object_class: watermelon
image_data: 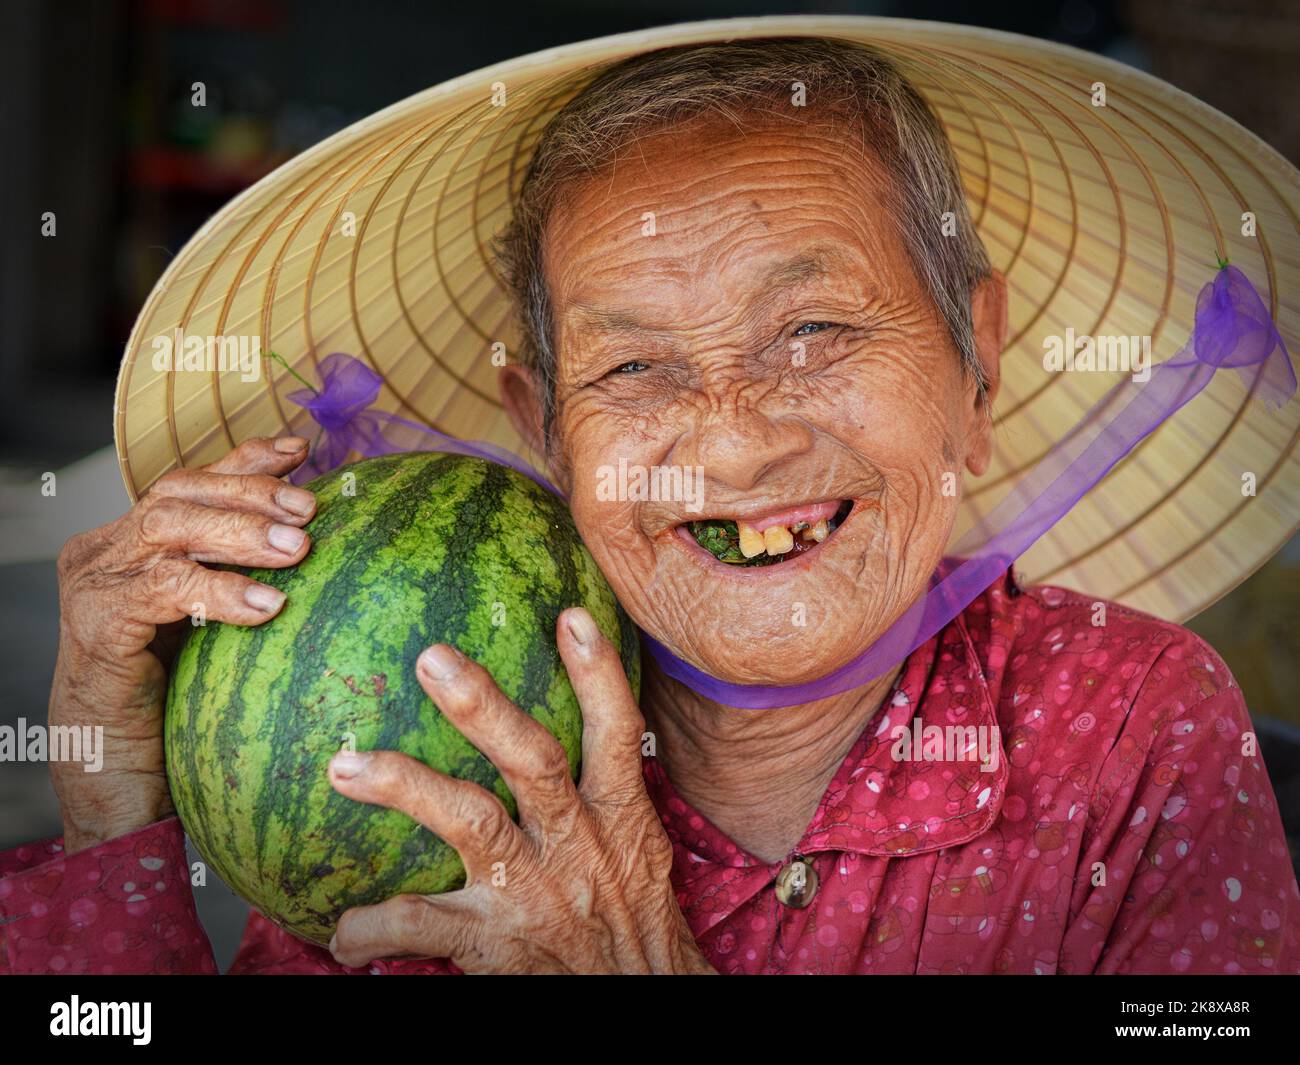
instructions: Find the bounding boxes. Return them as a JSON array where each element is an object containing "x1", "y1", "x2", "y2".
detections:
[{"x1": 164, "y1": 451, "x2": 640, "y2": 946}]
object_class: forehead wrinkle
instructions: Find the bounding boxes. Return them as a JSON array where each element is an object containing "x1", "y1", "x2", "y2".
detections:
[{"x1": 565, "y1": 236, "x2": 865, "y2": 340}]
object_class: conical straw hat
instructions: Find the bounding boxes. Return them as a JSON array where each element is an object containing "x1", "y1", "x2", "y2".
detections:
[{"x1": 115, "y1": 15, "x2": 1300, "y2": 624}]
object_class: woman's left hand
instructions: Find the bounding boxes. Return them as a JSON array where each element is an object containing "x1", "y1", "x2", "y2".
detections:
[{"x1": 325, "y1": 607, "x2": 715, "y2": 974}]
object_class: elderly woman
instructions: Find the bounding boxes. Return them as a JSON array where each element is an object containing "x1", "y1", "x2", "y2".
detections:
[{"x1": 5, "y1": 32, "x2": 1299, "y2": 975}]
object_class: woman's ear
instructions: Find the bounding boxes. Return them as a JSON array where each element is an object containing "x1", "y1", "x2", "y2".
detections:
[
  {"x1": 964, "y1": 269, "x2": 1007, "y2": 477},
  {"x1": 499, "y1": 362, "x2": 548, "y2": 457}
]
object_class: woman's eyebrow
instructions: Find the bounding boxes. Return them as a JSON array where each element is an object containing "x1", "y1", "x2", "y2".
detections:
[
  {"x1": 569, "y1": 246, "x2": 855, "y2": 337},
  {"x1": 760, "y1": 250, "x2": 834, "y2": 290},
  {"x1": 570, "y1": 305, "x2": 651, "y2": 336},
  {"x1": 745, "y1": 246, "x2": 865, "y2": 314}
]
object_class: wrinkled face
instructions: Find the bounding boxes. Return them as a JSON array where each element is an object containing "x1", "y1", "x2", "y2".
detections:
[{"x1": 521, "y1": 113, "x2": 1001, "y2": 687}]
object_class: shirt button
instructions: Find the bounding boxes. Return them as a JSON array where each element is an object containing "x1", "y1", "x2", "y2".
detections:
[{"x1": 774, "y1": 855, "x2": 818, "y2": 909}]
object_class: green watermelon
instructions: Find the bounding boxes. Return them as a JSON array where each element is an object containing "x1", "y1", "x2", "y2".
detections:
[{"x1": 164, "y1": 451, "x2": 640, "y2": 946}]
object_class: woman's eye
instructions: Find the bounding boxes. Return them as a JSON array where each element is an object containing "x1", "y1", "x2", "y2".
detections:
[
  {"x1": 793, "y1": 321, "x2": 837, "y2": 337},
  {"x1": 609, "y1": 360, "x2": 650, "y2": 375}
]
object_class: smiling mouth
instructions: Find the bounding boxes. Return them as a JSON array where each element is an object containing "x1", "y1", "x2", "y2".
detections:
[{"x1": 683, "y1": 500, "x2": 853, "y2": 567}]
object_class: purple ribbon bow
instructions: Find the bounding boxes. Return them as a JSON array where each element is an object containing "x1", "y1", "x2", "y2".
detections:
[
  {"x1": 280, "y1": 262, "x2": 1295, "y2": 709},
  {"x1": 285, "y1": 352, "x2": 559, "y2": 495}
]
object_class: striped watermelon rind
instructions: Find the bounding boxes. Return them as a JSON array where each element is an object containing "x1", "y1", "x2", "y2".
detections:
[{"x1": 164, "y1": 452, "x2": 640, "y2": 945}]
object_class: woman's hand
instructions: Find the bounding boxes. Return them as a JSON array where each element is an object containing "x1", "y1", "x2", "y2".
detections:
[
  {"x1": 327, "y1": 607, "x2": 714, "y2": 975},
  {"x1": 50, "y1": 437, "x2": 316, "y2": 852}
]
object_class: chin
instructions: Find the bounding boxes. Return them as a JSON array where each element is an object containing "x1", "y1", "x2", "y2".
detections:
[
  {"x1": 632, "y1": 500, "x2": 902, "y2": 689},
  {"x1": 676, "y1": 619, "x2": 884, "y2": 688}
]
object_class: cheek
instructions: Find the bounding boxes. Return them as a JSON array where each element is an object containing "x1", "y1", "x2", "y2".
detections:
[
  {"x1": 557, "y1": 411, "x2": 663, "y2": 605},
  {"x1": 557, "y1": 389, "x2": 664, "y2": 461},
  {"x1": 569, "y1": 496, "x2": 646, "y2": 577},
  {"x1": 821, "y1": 350, "x2": 968, "y2": 478}
]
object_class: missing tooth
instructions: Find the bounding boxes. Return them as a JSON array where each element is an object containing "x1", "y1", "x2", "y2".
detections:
[{"x1": 688, "y1": 501, "x2": 851, "y2": 567}]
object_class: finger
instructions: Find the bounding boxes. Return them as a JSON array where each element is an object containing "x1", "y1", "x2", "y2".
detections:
[
  {"x1": 557, "y1": 608, "x2": 647, "y2": 804},
  {"x1": 415, "y1": 644, "x2": 578, "y2": 820},
  {"x1": 328, "y1": 749, "x2": 522, "y2": 870},
  {"x1": 136, "y1": 495, "x2": 311, "y2": 568},
  {"x1": 150, "y1": 467, "x2": 316, "y2": 526},
  {"x1": 330, "y1": 892, "x2": 480, "y2": 969},
  {"x1": 203, "y1": 435, "x2": 310, "y2": 478},
  {"x1": 143, "y1": 559, "x2": 287, "y2": 626}
]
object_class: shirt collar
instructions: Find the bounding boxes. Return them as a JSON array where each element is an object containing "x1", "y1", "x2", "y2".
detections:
[{"x1": 644, "y1": 569, "x2": 1017, "y2": 867}]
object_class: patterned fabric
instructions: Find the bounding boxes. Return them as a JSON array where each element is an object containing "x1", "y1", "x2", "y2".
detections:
[
  {"x1": 2, "y1": 571, "x2": 1296, "y2": 974},
  {"x1": 0, "y1": 819, "x2": 216, "y2": 974}
]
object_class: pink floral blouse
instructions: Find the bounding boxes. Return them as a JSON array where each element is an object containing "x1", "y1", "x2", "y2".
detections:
[{"x1": 2, "y1": 570, "x2": 1297, "y2": 974}]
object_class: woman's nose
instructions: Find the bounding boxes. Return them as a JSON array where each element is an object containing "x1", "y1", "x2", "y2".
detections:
[{"x1": 678, "y1": 405, "x2": 815, "y2": 492}]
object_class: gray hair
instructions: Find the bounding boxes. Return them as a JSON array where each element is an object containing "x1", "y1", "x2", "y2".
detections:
[{"x1": 493, "y1": 37, "x2": 992, "y2": 439}]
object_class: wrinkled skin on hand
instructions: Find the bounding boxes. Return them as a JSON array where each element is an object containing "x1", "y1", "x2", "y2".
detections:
[
  {"x1": 328, "y1": 608, "x2": 714, "y2": 975},
  {"x1": 50, "y1": 437, "x2": 316, "y2": 852}
]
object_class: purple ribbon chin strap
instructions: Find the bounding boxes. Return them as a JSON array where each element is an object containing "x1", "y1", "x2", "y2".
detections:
[{"x1": 281, "y1": 263, "x2": 1295, "y2": 711}]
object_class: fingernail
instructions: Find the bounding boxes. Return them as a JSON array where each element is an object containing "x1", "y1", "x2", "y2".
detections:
[
  {"x1": 277, "y1": 485, "x2": 315, "y2": 517},
  {"x1": 268, "y1": 523, "x2": 306, "y2": 553},
  {"x1": 244, "y1": 584, "x2": 285, "y2": 613},
  {"x1": 566, "y1": 608, "x2": 599, "y2": 646},
  {"x1": 419, "y1": 644, "x2": 464, "y2": 681},
  {"x1": 274, "y1": 436, "x2": 307, "y2": 454},
  {"x1": 331, "y1": 750, "x2": 369, "y2": 778}
]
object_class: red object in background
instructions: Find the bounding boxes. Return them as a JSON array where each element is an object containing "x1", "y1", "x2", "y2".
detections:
[
  {"x1": 129, "y1": 146, "x2": 282, "y2": 196},
  {"x1": 138, "y1": 0, "x2": 287, "y2": 32}
]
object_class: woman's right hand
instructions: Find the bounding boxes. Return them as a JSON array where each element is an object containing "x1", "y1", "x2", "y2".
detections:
[{"x1": 50, "y1": 436, "x2": 317, "y2": 853}]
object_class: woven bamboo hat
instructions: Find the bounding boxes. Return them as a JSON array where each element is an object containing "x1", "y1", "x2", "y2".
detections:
[{"x1": 115, "y1": 15, "x2": 1300, "y2": 624}]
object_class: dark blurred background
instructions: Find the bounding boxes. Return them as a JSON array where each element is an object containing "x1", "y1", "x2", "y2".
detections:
[{"x1": 2, "y1": 0, "x2": 1298, "y2": 971}]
